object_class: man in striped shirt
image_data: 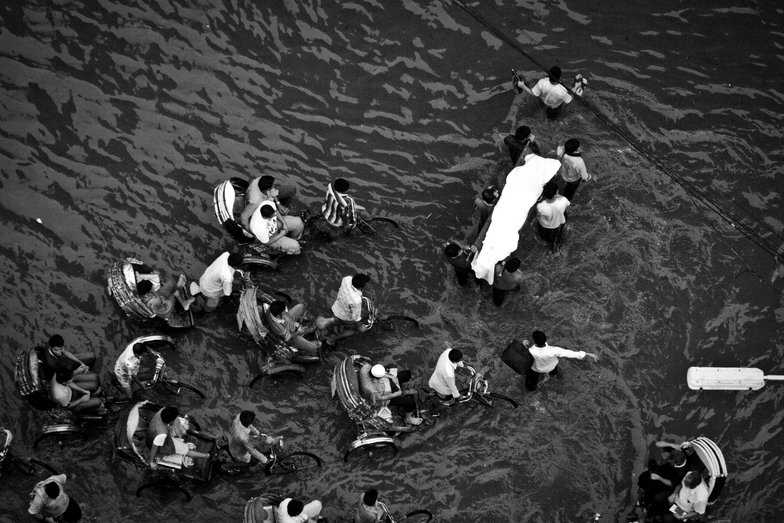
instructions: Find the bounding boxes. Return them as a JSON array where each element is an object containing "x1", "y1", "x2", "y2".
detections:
[{"x1": 320, "y1": 178, "x2": 357, "y2": 239}]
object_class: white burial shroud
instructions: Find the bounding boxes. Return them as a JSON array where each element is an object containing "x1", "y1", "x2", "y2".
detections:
[{"x1": 471, "y1": 154, "x2": 561, "y2": 283}]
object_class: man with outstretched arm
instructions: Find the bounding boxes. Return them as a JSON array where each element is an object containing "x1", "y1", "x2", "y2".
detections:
[{"x1": 524, "y1": 330, "x2": 599, "y2": 391}]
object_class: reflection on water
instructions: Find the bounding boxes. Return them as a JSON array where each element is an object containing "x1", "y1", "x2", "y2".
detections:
[{"x1": 1, "y1": 0, "x2": 782, "y2": 522}]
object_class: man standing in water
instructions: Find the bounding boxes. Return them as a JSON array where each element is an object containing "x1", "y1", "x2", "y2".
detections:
[
  {"x1": 536, "y1": 181, "x2": 570, "y2": 252},
  {"x1": 503, "y1": 125, "x2": 540, "y2": 165},
  {"x1": 28, "y1": 474, "x2": 82, "y2": 522},
  {"x1": 557, "y1": 138, "x2": 592, "y2": 201},
  {"x1": 524, "y1": 330, "x2": 599, "y2": 391},
  {"x1": 428, "y1": 347, "x2": 465, "y2": 405},
  {"x1": 515, "y1": 66, "x2": 573, "y2": 119}
]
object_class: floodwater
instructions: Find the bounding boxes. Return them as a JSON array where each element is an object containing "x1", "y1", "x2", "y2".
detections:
[{"x1": 1, "y1": 1, "x2": 783, "y2": 522}]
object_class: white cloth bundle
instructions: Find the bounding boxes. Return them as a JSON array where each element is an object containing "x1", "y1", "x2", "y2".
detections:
[{"x1": 471, "y1": 154, "x2": 561, "y2": 283}]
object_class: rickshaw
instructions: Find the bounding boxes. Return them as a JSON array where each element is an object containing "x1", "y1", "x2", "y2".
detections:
[
  {"x1": 213, "y1": 178, "x2": 281, "y2": 270},
  {"x1": 237, "y1": 284, "x2": 321, "y2": 386},
  {"x1": 331, "y1": 355, "x2": 423, "y2": 463},
  {"x1": 113, "y1": 400, "x2": 217, "y2": 501},
  {"x1": 631, "y1": 436, "x2": 728, "y2": 522},
  {"x1": 107, "y1": 257, "x2": 194, "y2": 329},
  {"x1": 14, "y1": 346, "x2": 106, "y2": 448}
]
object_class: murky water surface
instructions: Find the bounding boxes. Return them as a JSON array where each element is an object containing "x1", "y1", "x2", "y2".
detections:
[{"x1": 1, "y1": 1, "x2": 783, "y2": 522}]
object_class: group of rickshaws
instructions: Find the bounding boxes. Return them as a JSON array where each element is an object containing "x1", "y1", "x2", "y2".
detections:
[{"x1": 13, "y1": 176, "x2": 729, "y2": 522}]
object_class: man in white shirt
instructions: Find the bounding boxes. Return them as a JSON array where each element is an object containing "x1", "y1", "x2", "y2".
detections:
[
  {"x1": 525, "y1": 330, "x2": 598, "y2": 391},
  {"x1": 536, "y1": 181, "x2": 570, "y2": 252},
  {"x1": 250, "y1": 201, "x2": 305, "y2": 255},
  {"x1": 113, "y1": 338, "x2": 149, "y2": 398},
  {"x1": 239, "y1": 175, "x2": 297, "y2": 231},
  {"x1": 227, "y1": 410, "x2": 280, "y2": 466},
  {"x1": 428, "y1": 348, "x2": 465, "y2": 405},
  {"x1": 664, "y1": 471, "x2": 710, "y2": 522},
  {"x1": 318, "y1": 274, "x2": 371, "y2": 346},
  {"x1": 517, "y1": 66, "x2": 573, "y2": 119},
  {"x1": 276, "y1": 498, "x2": 323, "y2": 523},
  {"x1": 28, "y1": 474, "x2": 82, "y2": 522},
  {"x1": 557, "y1": 138, "x2": 592, "y2": 201},
  {"x1": 198, "y1": 252, "x2": 244, "y2": 312}
]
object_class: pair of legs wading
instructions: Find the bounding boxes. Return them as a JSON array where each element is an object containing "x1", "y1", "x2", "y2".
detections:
[
  {"x1": 537, "y1": 221, "x2": 566, "y2": 251},
  {"x1": 525, "y1": 365, "x2": 559, "y2": 391}
]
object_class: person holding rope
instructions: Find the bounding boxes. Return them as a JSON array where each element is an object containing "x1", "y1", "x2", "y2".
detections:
[{"x1": 515, "y1": 66, "x2": 573, "y2": 119}]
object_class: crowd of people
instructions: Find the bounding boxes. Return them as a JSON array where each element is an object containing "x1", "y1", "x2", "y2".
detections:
[{"x1": 22, "y1": 65, "x2": 714, "y2": 523}]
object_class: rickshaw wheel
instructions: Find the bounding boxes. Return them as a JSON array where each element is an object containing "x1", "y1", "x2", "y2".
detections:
[
  {"x1": 32, "y1": 429, "x2": 87, "y2": 449},
  {"x1": 344, "y1": 441, "x2": 398, "y2": 464}
]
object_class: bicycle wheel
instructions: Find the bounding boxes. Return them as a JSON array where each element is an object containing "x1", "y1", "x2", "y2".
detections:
[
  {"x1": 487, "y1": 392, "x2": 519, "y2": 408},
  {"x1": 267, "y1": 452, "x2": 322, "y2": 476},
  {"x1": 344, "y1": 441, "x2": 398, "y2": 464},
  {"x1": 162, "y1": 379, "x2": 206, "y2": 398},
  {"x1": 12, "y1": 456, "x2": 36, "y2": 475},
  {"x1": 384, "y1": 315, "x2": 420, "y2": 328},
  {"x1": 248, "y1": 368, "x2": 304, "y2": 388},
  {"x1": 28, "y1": 458, "x2": 59, "y2": 475},
  {"x1": 403, "y1": 509, "x2": 434, "y2": 523}
]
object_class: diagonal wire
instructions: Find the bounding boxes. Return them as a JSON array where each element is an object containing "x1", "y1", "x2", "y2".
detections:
[{"x1": 449, "y1": 0, "x2": 784, "y2": 266}]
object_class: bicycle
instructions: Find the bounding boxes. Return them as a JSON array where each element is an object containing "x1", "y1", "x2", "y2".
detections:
[
  {"x1": 106, "y1": 335, "x2": 206, "y2": 400},
  {"x1": 0, "y1": 428, "x2": 59, "y2": 477},
  {"x1": 380, "y1": 502, "x2": 433, "y2": 523},
  {"x1": 334, "y1": 502, "x2": 433, "y2": 523},
  {"x1": 218, "y1": 437, "x2": 322, "y2": 477},
  {"x1": 144, "y1": 349, "x2": 206, "y2": 398},
  {"x1": 420, "y1": 364, "x2": 518, "y2": 416}
]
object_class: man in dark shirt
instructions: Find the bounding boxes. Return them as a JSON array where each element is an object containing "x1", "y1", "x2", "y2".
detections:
[
  {"x1": 638, "y1": 448, "x2": 691, "y2": 517},
  {"x1": 503, "y1": 125, "x2": 540, "y2": 165},
  {"x1": 443, "y1": 242, "x2": 477, "y2": 286},
  {"x1": 492, "y1": 258, "x2": 524, "y2": 306}
]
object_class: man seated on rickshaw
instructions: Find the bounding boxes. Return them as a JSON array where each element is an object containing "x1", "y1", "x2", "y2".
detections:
[
  {"x1": 277, "y1": 498, "x2": 324, "y2": 523},
  {"x1": 661, "y1": 471, "x2": 709, "y2": 522},
  {"x1": 42, "y1": 335, "x2": 98, "y2": 390},
  {"x1": 427, "y1": 348, "x2": 466, "y2": 406},
  {"x1": 264, "y1": 300, "x2": 321, "y2": 355},
  {"x1": 227, "y1": 410, "x2": 282, "y2": 467},
  {"x1": 637, "y1": 447, "x2": 691, "y2": 518},
  {"x1": 360, "y1": 363, "x2": 422, "y2": 426},
  {"x1": 147, "y1": 406, "x2": 208, "y2": 469},
  {"x1": 239, "y1": 175, "x2": 298, "y2": 232},
  {"x1": 50, "y1": 369, "x2": 105, "y2": 415},
  {"x1": 249, "y1": 201, "x2": 305, "y2": 255},
  {"x1": 113, "y1": 339, "x2": 149, "y2": 399},
  {"x1": 317, "y1": 274, "x2": 371, "y2": 346},
  {"x1": 137, "y1": 274, "x2": 191, "y2": 320}
]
